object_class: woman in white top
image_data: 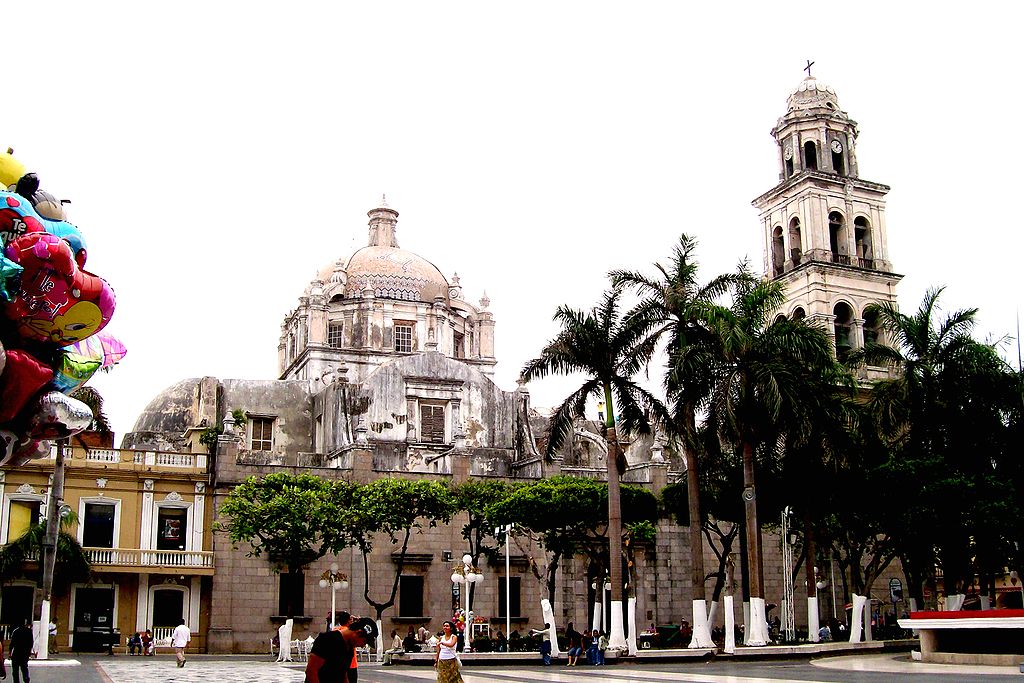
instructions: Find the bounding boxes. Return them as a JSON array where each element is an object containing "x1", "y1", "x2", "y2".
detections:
[{"x1": 432, "y1": 621, "x2": 464, "y2": 683}]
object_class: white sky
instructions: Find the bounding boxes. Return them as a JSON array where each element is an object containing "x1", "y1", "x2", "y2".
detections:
[{"x1": 4, "y1": 2, "x2": 1021, "y2": 445}]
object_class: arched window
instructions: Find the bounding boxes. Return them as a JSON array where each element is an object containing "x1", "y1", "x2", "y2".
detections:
[
  {"x1": 804, "y1": 141, "x2": 818, "y2": 171},
  {"x1": 771, "y1": 226, "x2": 785, "y2": 276},
  {"x1": 833, "y1": 303, "x2": 854, "y2": 361},
  {"x1": 854, "y1": 217, "x2": 873, "y2": 268},
  {"x1": 792, "y1": 307, "x2": 806, "y2": 320},
  {"x1": 828, "y1": 212, "x2": 847, "y2": 264},
  {"x1": 863, "y1": 307, "x2": 881, "y2": 347},
  {"x1": 788, "y1": 217, "x2": 802, "y2": 266}
]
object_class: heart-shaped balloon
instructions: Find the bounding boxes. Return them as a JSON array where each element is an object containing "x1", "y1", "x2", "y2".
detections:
[{"x1": 3, "y1": 231, "x2": 115, "y2": 344}]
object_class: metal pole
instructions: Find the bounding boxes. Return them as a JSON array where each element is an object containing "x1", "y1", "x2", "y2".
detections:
[
  {"x1": 505, "y1": 527, "x2": 511, "y2": 639},
  {"x1": 830, "y1": 557, "x2": 837, "y2": 619},
  {"x1": 331, "y1": 582, "x2": 337, "y2": 630}
]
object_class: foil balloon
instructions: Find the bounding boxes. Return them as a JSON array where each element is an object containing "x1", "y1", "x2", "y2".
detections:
[
  {"x1": 51, "y1": 332, "x2": 127, "y2": 393},
  {"x1": 3, "y1": 232, "x2": 115, "y2": 344},
  {"x1": 0, "y1": 192, "x2": 46, "y2": 247},
  {"x1": 24, "y1": 391, "x2": 93, "y2": 440},
  {"x1": 0, "y1": 349, "x2": 54, "y2": 423},
  {"x1": 0, "y1": 148, "x2": 26, "y2": 189},
  {"x1": 0, "y1": 430, "x2": 50, "y2": 467}
]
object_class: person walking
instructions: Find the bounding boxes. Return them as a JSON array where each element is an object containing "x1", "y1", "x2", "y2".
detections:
[
  {"x1": 432, "y1": 621, "x2": 464, "y2": 683},
  {"x1": 306, "y1": 617, "x2": 376, "y2": 683},
  {"x1": 171, "y1": 618, "x2": 191, "y2": 668},
  {"x1": 10, "y1": 618, "x2": 34, "y2": 683}
]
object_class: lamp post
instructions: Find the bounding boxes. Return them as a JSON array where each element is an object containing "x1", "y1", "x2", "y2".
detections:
[
  {"x1": 450, "y1": 554, "x2": 483, "y2": 649},
  {"x1": 319, "y1": 563, "x2": 349, "y2": 630},
  {"x1": 496, "y1": 525, "x2": 514, "y2": 639}
]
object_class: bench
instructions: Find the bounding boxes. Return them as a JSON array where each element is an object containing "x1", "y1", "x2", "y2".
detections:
[{"x1": 898, "y1": 609, "x2": 1024, "y2": 665}]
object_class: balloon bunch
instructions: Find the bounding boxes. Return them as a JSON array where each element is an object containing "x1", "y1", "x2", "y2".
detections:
[
  {"x1": 0, "y1": 148, "x2": 124, "y2": 466},
  {"x1": 453, "y1": 608, "x2": 467, "y2": 633}
]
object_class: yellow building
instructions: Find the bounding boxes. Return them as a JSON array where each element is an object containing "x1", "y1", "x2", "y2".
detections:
[{"x1": 0, "y1": 439, "x2": 212, "y2": 652}]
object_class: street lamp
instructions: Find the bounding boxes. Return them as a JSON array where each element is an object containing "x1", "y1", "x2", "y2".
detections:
[
  {"x1": 319, "y1": 563, "x2": 349, "y2": 629},
  {"x1": 451, "y1": 554, "x2": 483, "y2": 648}
]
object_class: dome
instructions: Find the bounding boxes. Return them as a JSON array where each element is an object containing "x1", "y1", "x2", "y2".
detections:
[
  {"x1": 787, "y1": 76, "x2": 840, "y2": 112},
  {"x1": 343, "y1": 245, "x2": 449, "y2": 303}
]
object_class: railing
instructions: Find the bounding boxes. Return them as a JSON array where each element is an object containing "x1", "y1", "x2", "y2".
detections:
[
  {"x1": 152, "y1": 626, "x2": 174, "y2": 645},
  {"x1": 83, "y1": 547, "x2": 215, "y2": 570},
  {"x1": 830, "y1": 253, "x2": 851, "y2": 265},
  {"x1": 858, "y1": 257, "x2": 874, "y2": 269},
  {"x1": 47, "y1": 445, "x2": 207, "y2": 471}
]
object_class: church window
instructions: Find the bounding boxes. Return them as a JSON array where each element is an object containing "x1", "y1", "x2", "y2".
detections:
[
  {"x1": 831, "y1": 144, "x2": 845, "y2": 176},
  {"x1": 420, "y1": 404, "x2": 445, "y2": 444},
  {"x1": 328, "y1": 322, "x2": 344, "y2": 348},
  {"x1": 788, "y1": 218, "x2": 802, "y2": 266},
  {"x1": 833, "y1": 303, "x2": 854, "y2": 362},
  {"x1": 863, "y1": 307, "x2": 881, "y2": 347},
  {"x1": 394, "y1": 323, "x2": 414, "y2": 353},
  {"x1": 854, "y1": 217, "x2": 873, "y2": 268},
  {"x1": 453, "y1": 331, "x2": 465, "y2": 359},
  {"x1": 792, "y1": 307, "x2": 806, "y2": 320},
  {"x1": 398, "y1": 575, "x2": 425, "y2": 617},
  {"x1": 250, "y1": 416, "x2": 275, "y2": 451},
  {"x1": 771, "y1": 226, "x2": 785, "y2": 277},
  {"x1": 829, "y1": 212, "x2": 847, "y2": 264},
  {"x1": 803, "y1": 141, "x2": 818, "y2": 171}
]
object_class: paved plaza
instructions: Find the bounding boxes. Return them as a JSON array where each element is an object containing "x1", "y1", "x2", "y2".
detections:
[{"x1": 7, "y1": 654, "x2": 1024, "y2": 683}]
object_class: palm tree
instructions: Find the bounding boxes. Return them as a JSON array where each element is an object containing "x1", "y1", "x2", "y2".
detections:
[
  {"x1": 611, "y1": 234, "x2": 741, "y2": 648},
  {"x1": 850, "y1": 287, "x2": 1010, "y2": 605},
  {"x1": 521, "y1": 287, "x2": 667, "y2": 649},
  {"x1": 704, "y1": 272, "x2": 841, "y2": 645},
  {"x1": 0, "y1": 509, "x2": 91, "y2": 597}
]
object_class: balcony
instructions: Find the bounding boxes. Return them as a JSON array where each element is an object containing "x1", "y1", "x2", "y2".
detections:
[
  {"x1": 43, "y1": 445, "x2": 208, "y2": 474},
  {"x1": 82, "y1": 547, "x2": 215, "y2": 575}
]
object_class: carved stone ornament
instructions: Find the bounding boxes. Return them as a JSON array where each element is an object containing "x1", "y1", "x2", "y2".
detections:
[
  {"x1": 15, "y1": 483, "x2": 34, "y2": 494},
  {"x1": 165, "y1": 491, "x2": 183, "y2": 502},
  {"x1": 0, "y1": 471, "x2": 6, "y2": 483},
  {"x1": 195, "y1": 482, "x2": 206, "y2": 494},
  {"x1": 96, "y1": 478, "x2": 108, "y2": 489},
  {"x1": 144, "y1": 479, "x2": 155, "y2": 491}
]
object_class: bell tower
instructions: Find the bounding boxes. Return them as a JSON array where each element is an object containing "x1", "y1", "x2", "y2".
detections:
[{"x1": 752, "y1": 72, "x2": 901, "y2": 371}]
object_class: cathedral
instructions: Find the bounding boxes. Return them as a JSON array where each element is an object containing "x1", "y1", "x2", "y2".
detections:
[{"x1": 105, "y1": 73, "x2": 903, "y2": 653}]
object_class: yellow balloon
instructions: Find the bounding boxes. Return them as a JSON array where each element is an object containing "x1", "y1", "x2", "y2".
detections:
[{"x1": 0, "y1": 148, "x2": 26, "y2": 189}]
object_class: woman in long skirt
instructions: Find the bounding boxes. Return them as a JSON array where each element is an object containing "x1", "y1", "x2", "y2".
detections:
[{"x1": 433, "y1": 621, "x2": 464, "y2": 683}]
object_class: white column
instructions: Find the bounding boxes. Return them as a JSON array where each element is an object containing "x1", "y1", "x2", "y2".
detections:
[
  {"x1": 724, "y1": 595, "x2": 736, "y2": 654},
  {"x1": 193, "y1": 483, "x2": 206, "y2": 553},
  {"x1": 136, "y1": 575, "x2": 150, "y2": 631},
  {"x1": 189, "y1": 577, "x2": 201, "y2": 630},
  {"x1": 140, "y1": 480, "x2": 155, "y2": 549}
]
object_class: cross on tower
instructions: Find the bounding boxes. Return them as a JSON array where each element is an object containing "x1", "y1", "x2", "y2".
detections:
[{"x1": 804, "y1": 59, "x2": 815, "y2": 78}]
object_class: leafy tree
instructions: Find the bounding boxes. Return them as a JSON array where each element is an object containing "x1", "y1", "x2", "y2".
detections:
[
  {"x1": 520, "y1": 287, "x2": 667, "y2": 647},
  {"x1": 214, "y1": 473, "x2": 356, "y2": 617},
  {"x1": 612, "y1": 234, "x2": 740, "y2": 647},
  {"x1": 852, "y1": 287, "x2": 1018, "y2": 603},
  {"x1": 349, "y1": 478, "x2": 456, "y2": 625}
]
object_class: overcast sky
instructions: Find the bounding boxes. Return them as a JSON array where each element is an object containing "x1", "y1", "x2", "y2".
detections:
[{"x1": 5, "y1": 2, "x2": 1020, "y2": 444}]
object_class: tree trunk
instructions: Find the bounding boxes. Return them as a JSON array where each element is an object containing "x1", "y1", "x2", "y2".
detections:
[
  {"x1": 804, "y1": 509, "x2": 819, "y2": 642},
  {"x1": 606, "y1": 423, "x2": 626, "y2": 649},
  {"x1": 741, "y1": 439, "x2": 768, "y2": 645},
  {"x1": 684, "y1": 411, "x2": 714, "y2": 648}
]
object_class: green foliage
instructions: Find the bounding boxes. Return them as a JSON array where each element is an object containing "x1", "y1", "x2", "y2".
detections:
[
  {"x1": 0, "y1": 511, "x2": 90, "y2": 595},
  {"x1": 660, "y1": 483, "x2": 689, "y2": 526},
  {"x1": 452, "y1": 480, "x2": 519, "y2": 563},
  {"x1": 213, "y1": 473, "x2": 357, "y2": 574},
  {"x1": 199, "y1": 409, "x2": 249, "y2": 451}
]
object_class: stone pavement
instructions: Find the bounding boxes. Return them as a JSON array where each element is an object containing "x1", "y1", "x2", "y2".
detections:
[{"x1": 11, "y1": 653, "x2": 1024, "y2": 683}]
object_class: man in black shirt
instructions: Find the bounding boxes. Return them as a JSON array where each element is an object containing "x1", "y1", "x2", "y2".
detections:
[
  {"x1": 305, "y1": 617, "x2": 377, "y2": 683},
  {"x1": 10, "y1": 619, "x2": 34, "y2": 683}
]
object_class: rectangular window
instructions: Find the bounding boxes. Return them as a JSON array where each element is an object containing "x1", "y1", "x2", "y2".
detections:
[
  {"x1": 328, "y1": 322, "x2": 344, "y2": 349},
  {"x1": 83, "y1": 502, "x2": 116, "y2": 548},
  {"x1": 498, "y1": 577, "x2": 522, "y2": 618},
  {"x1": 251, "y1": 417, "x2": 274, "y2": 451},
  {"x1": 156, "y1": 507, "x2": 187, "y2": 551},
  {"x1": 420, "y1": 404, "x2": 445, "y2": 444},
  {"x1": 398, "y1": 575, "x2": 424, "y2": 618},
  {"x1": 7, "y1": 500, "x2": 40, "y2": 541},
  {"x1": 394, "y1": 323, "x2": 413, "y2": 353},
  {"x1": 279, "y1": 572, "x2": 304, "y2": 617},
  {"x1": 453, "y1": 332, "x2": 464, "y2": 359}
]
